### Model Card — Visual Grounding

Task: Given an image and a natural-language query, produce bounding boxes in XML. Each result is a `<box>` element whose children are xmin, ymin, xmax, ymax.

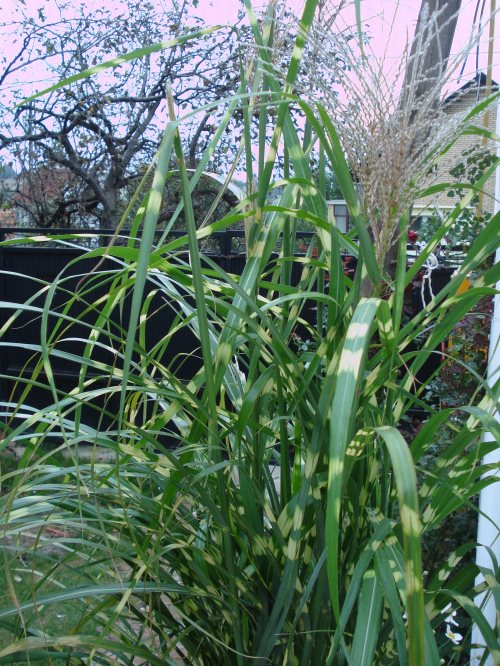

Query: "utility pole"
<box><xmin>403</xmin><ymin>0</ymin><xmax>462</xmax><ymax>103</ymax></box>
<box><xmin>382</xmin><ymin>0</ymin><xmax>463</xmax><ymax>278</ymax></box>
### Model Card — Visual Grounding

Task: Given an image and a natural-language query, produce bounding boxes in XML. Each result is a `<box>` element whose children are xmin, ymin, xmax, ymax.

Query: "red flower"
<box><xmin>408</xmin><ymin>230</ymin><xmax>418</xmax><ymax>243</ymax></box>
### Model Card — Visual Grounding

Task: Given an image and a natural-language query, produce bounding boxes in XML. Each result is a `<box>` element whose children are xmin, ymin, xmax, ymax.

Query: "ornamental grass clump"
<box><xmin>0</xmin><ymin>1</ymin><xmax>499</xmax><ymax>664</ymax></box>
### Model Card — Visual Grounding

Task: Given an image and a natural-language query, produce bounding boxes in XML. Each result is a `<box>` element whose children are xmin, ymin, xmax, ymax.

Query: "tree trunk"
<box><xmin>100</xmin><ymin>189</ymin><xmax>119</xmax><ymax>246</ymax></box>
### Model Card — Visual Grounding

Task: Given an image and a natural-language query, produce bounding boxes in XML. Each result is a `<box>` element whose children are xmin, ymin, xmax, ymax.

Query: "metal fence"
<box><xmin>0</xmin><ymin>227</ymin><xmax>326</xmax><ymax>259</ymax></box>
<box><xmin>0</xmin><ymin>228</ymin><xmax>323</xmax><ymax>433</ymax></box>
<box><xmin>0</xmin><ymin>227</ymin><xmax>453</xmax><ymax>435</ymax></box>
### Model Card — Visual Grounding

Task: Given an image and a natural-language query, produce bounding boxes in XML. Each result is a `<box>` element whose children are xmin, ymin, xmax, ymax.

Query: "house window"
<box><xmin>327</xmin><ymin>201</ymin><xmax>350</xmax><ymax>234</ymax></box>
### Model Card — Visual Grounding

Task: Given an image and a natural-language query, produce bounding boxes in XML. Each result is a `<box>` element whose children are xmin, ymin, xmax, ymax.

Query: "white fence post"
<box><xmin>471</xmin><ymin>96</ymin><xmax>500</xmax><ymax>666</ymax></box>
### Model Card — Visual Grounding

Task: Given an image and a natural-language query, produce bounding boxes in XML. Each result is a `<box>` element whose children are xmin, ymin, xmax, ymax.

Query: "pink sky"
<box><xmin>194</xmin><ymin>0</ymin><xmax>499</xmax><ymax>89</ymax></box>
<box><xmin>1</xmin><ymin>0</ymin><xmax>499</xmax><ymax>94</ymax></box>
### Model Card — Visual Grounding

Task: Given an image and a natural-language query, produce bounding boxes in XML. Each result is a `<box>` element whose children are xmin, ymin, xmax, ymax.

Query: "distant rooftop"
<box><xmin>445</xmin><ymin>72</ymin><xmax>499</xmax><ymax>104</ymax></box>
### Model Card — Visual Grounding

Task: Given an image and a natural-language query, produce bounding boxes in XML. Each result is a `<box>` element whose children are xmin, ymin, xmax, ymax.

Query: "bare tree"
<box><xmin>0</xmin><ymin>0</ymin><xmax>241</xmax><ymax>229</ymax></box>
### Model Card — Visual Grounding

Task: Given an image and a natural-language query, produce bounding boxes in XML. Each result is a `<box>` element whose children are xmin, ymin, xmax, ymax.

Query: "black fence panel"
<box><xmin>0</xmin><ymin>231</ymin><xmax>254</xmax><ymax>438</ymax></box>
<box><xmin>0</xmin><ymin>228</ymin><xmax>454</xmax><ymax>439</ymax></box>
<box><xmin>0</xmin><ymin>247</ymin><xmax>113</xmax><ymax>430</ymax></box>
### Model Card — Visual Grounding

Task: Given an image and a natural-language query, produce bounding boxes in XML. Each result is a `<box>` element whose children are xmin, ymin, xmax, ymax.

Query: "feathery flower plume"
<box><xmin>300</xmin><ymin>1</ymin><xmax>493</xmax><ymax>267</ymax></box>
